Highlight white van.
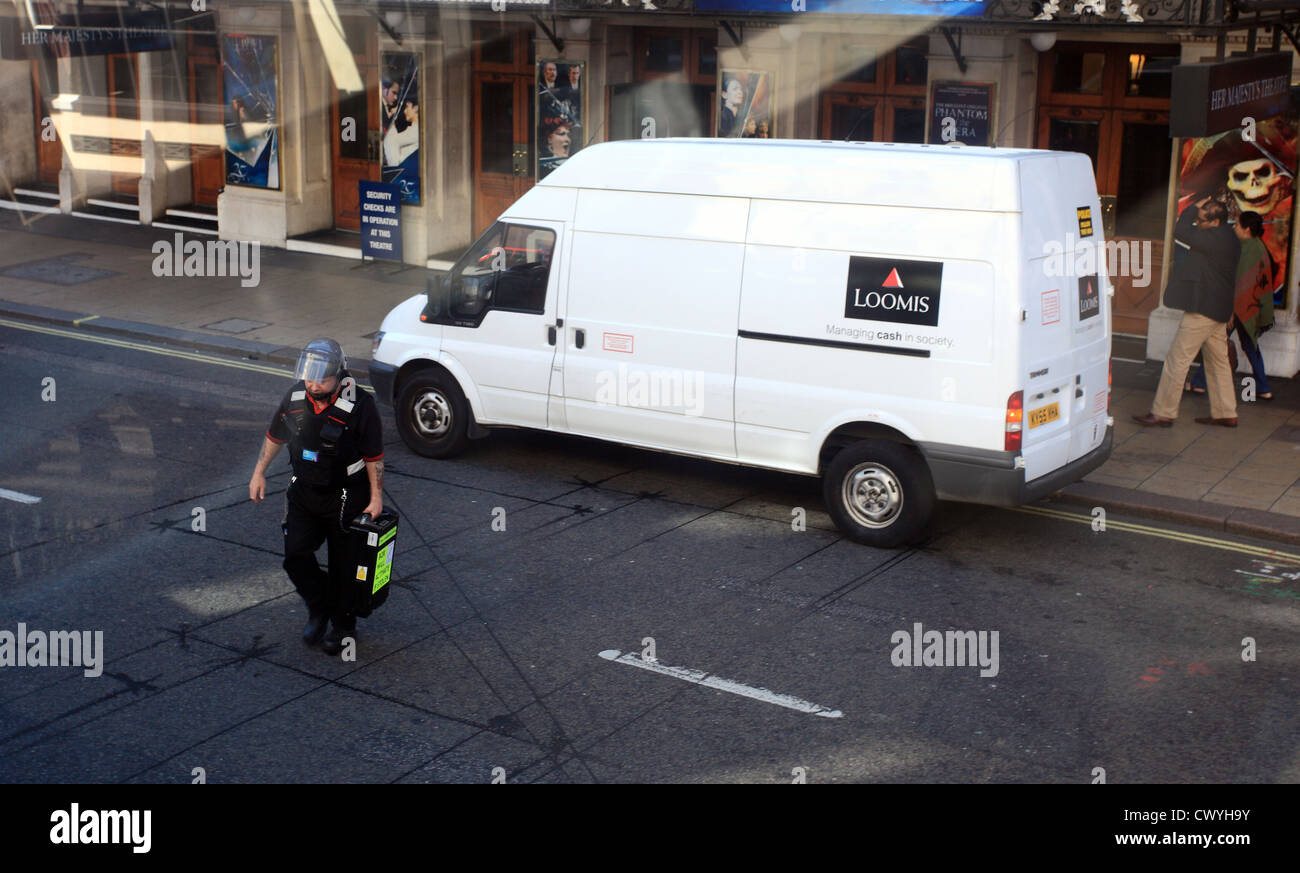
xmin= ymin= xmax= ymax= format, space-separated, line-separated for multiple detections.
xmin=369 ymin=139 xmax=1113 ymax=547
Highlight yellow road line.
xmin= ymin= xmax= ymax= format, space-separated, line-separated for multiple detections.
xmin=0 ymin=317 xmax=290 ymax=376
xmin=72 ymin=314 xmax=99 ymax=325
xmin=1011 ymin=504 xmax=1300 ymax=562
xmin=0 ymin=316 xmax=376 ymax=392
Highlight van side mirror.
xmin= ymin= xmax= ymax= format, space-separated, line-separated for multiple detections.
xmin=457 ymin=275 xmax=490 ymax=315
xmin=420 ymin=273 xmax=451 ymax=323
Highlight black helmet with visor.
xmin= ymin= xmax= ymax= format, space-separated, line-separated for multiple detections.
xmin=295 ymin=338 xmax=346 ymax=398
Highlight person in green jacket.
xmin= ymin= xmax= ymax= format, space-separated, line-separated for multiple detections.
xmin=1188 ymin=211 xmax=1275 ymax=399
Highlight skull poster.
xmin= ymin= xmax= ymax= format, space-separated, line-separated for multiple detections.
xmin=1178 ymin=105 xmax=1298 ymax=310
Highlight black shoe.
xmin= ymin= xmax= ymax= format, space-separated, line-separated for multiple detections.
xmin=301 ymin=610 xmax=329 ymax=646
xmin=321 ymin=623 xmax=355 ymax=656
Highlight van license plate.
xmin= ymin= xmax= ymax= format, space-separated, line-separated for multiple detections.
xmin=1028 ymin=402 xmax=1060 ymax=429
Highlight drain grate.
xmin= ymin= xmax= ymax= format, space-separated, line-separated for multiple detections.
xmin=1 ymin=253 xmax=119 ymax=285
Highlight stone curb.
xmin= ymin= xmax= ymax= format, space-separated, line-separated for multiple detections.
xmin=1055 ymin=480 xmax=1300 ymax=547
xmin=0 ymin=299 xmax=372 ymax=376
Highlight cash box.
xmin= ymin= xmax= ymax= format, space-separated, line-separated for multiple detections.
xmin=350 ymin=510 xmax=398 ymax=616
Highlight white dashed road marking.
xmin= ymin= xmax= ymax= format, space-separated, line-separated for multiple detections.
xmin=0 ymin=489 xmax=42 ymax=504
xmin=599 ymin=649 xmax=843 ymax=718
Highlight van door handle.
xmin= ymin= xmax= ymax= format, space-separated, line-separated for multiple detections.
xmin=547 ymin=325 xmax=557 ymax=345
xmin=574 ymin=328 xmax=586 ymax=349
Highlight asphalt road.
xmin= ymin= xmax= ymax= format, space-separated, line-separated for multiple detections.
xmin=1 ymin=321 xmax=1297 ymax=784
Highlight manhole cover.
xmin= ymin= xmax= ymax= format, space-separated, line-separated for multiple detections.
xmin=203 ymin=318 xmax=269 ymax=334
xmin=1 ymin=255 xmax=118 ymax=285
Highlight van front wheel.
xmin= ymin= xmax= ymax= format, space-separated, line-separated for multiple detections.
xmin=823 ymin=440 xmax=934 ymax=548
xmin=396 ymin=371 xmax=470 ymax=458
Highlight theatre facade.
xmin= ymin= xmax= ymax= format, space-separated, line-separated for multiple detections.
xmin=3 ymin=0 xmax=1300 ymax=370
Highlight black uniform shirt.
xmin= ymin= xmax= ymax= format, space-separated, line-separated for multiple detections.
xmin=265 ymin=383 xmax=384 ymax=463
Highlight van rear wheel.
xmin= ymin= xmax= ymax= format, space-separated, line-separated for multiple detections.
xmin=396 ymin=371 xmax=470 ymax=458
xmin=823 ymin=440 xmax=934 ymax=548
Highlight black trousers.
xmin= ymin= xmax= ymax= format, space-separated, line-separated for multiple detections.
xmin=282 ymin=478 xmax=370 ymax=630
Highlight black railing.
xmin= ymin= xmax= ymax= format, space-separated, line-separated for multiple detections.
xmin=982 ymin=0 xmax=1204 ymax=25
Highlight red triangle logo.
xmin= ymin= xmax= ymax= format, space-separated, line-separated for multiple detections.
xmin=882 ymin=268 xmax=904 ymax=288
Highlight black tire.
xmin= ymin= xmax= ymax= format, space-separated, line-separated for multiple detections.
xmin=822 ymin=439 xmax=935 ymax=548
xmin=395 ymin=370 xmax=470 ymax=458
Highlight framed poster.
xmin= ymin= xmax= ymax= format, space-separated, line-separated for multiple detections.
xmin=716 ymin=70 xmax=773 ymax=138
xmin=380 ymin=51 xmax=421 ymax=205
xmin=222 ymin=33 xmax=280 ymax=189
xmin=1178 ymin=108 xmax=1298 ymax=312
xmin=926 ymin=81 xmax=996 ymax=146
xmin=537 ymin=59 xmax=584 ymax=180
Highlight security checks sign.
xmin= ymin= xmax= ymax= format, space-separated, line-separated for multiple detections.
xmin=360 ymin=181 xmax=403 ymax=262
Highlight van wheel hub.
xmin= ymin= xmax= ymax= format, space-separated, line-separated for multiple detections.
xmin=843 ymin=463 xmax=903 ymax=528
xmin=412 ymin=391 xmax=452 ymax=437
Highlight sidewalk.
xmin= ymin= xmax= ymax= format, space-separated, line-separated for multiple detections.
xmin=4 ymin=208 xmax=1300 ymax=544
xmin=0 ymin=209 xmax=427 ymax=370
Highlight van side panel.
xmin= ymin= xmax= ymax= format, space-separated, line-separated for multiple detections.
xmin=540 ymin=140 xmax=1026 ymax=213
xmin=500 ymin=186 xmax=579 ymax=224
xmin=559 ymin=189 xmax=746 ymax=458
xmin=1017 ymin=154 xmax=1110 ymax=481
xmin=736 ymin=200 xmax=1013 ymax=474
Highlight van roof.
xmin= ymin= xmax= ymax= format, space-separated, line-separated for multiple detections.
xmin=538 ymin=138 xmax=1085 ymax=212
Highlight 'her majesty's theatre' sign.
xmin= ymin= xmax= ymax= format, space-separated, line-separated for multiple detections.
xmin=0 ymin=11 xmax=171 ymax=60
xmin=1171 ymin=53 xmax=1293 ymax=138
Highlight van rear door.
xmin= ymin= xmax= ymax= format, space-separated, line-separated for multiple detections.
xmin=1018 ymin=153 xmax=1111 ymax=482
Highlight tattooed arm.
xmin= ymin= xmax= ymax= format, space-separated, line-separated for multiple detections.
xmin=364 ymin=459 xmax=384 ymax=518
xmin=249 ymin=437 xmax=284 ymax=503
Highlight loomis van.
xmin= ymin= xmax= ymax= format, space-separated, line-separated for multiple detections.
xmin=369 ymin=139 xmax=1113 ymax=547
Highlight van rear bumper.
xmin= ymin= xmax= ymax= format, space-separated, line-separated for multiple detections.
xmin=920 ymin=426 xmax=1113 ymax=506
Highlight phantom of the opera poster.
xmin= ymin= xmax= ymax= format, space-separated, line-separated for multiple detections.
xmin=222 ymin=34 xmax=280 ymax=190
xmin=381 ymin=52 xmax=421 ymax=205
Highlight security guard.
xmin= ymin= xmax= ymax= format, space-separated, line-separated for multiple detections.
xmin=249 ymin=338 xmax=384 ymax=654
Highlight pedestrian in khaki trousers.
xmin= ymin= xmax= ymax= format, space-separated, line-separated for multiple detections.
xmin=1134 ymin=197 xmax=1242 ymax=428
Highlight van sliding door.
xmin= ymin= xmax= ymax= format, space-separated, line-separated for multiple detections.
xmin=557 ymin=190 xmax=744 ymax=458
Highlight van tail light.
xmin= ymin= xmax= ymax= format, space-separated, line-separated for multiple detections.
xmin=1005 ymin=391 xmax=1023 ymax=452
xmin=1107 ymin=362 xmax=1112 ymax=413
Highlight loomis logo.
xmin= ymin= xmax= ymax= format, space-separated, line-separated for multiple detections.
xmin=1078 ymin=273 xmax=1100 ymax=321
xmin=844 ymin=256 xmax=942 ymax=327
